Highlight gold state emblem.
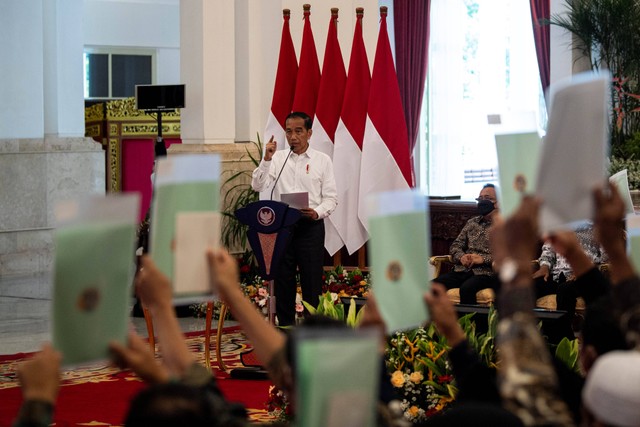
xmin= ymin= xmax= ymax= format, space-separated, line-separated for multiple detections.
xmin=386 ymin=261 xmax=403 ymax=282
xmin=77 ymin=287 xmax=100 ymax=312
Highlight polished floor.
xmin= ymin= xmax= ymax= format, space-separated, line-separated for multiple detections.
xmin=0 ymin=273 xmax=216 ymax=356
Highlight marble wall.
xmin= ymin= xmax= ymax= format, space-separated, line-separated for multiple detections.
xmin=0 ymin=137 xmax=105 ymax=278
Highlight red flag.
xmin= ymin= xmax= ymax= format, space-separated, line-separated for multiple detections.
xmin=312 ymin=8 xmax=346 ymax=158
xmin=313 ymin=8 xmax=347 ymax=255
xmin=359 ymin=6 xmax=413 ymax=230
xmin=291 ymin=4 xmax=320 ymax=118
xmin=264 ymin=9 xmax=298 ymax=151
xmin=332 ymin=7 xmax=371 ymax=254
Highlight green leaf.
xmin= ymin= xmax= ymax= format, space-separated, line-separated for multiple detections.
xmin=346 ymin=298 xmax=357 ymax=327
xmin=354 ymin=305 xmax=366 ymax=326
xmin=417 ymin=356 xmax=443 ymax=377
xmin=302 ymin=300 xmax=316 ymax=315
xmin=555 ymin=337 xmax=580 ymax=373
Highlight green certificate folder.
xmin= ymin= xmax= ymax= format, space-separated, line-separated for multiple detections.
xmin=368 ymin=190 xmax=430 ymax=332
xmin=150 ymin=155 xmax=220 ymax=282
xmin=295 ymin=328 xmax=380 ymax=427
xmin=495 ymin=132 xmax=541 ymax=218
xmin=52 ymin=195 xmax=139 ymax=366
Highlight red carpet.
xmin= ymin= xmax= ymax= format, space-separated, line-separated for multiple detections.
xmin=0 ymin=327 xmax=276 ymax=426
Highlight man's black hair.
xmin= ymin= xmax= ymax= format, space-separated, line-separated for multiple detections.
xmin=482 ymin=183 xmax=496 ymax=189
xmin=125 ymin=382 xmax=246 ymax=427
xmin=285 ymin=111 xmax=313 ymax=130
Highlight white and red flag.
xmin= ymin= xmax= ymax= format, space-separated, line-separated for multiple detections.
xmin=291 ymin=4 xmax=320 ymax=118
xmin=359 ymin=6 xmax=414 ymax=230
xmin=313 ymin=8 xmax=347 ymax=255
xmin=332 ymin=7 xmax=371 ymax=254
xmin=312 ymin=8 xmax=346 ymax=158
xmin=264 ymin=9 xmax=298 ymax=152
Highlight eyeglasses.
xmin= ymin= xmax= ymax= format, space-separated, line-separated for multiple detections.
xmin=475 ymin=196 xmax=496 ymax=202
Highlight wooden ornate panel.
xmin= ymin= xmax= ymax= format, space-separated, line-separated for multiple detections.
xmin=85 ymin=98 xmax=181 ymax=192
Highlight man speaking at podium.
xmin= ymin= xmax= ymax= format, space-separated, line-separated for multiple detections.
xmin=252 ymin=112 xmax=338 ymax=326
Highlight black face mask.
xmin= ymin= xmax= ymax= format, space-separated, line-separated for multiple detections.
xmin=477 ymin=199 xmax=495 ymax=216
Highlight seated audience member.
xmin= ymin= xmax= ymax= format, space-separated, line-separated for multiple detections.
xmin=433 ymin=183 xmax=501 ymax=304
xmin=424 ymin=196 xmax=574 ymax=425
xmin=582 ymin=350 xmax=640 ymax=427
xmin=533 ymin=223 xmax=607 ymax=341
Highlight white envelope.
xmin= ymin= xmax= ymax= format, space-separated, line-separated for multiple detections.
xmin=173 ymin=211 xmax=221 ymax=303
xmin=609 ymin=169 xmax=635 ymax=215
xmin=536 ymin=71 xmax=611 ymax=233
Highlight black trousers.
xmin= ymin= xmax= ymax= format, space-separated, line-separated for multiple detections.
xmin=434 ymin=271 xmax=500 ymax=304
xmin=534 ymin=274 xmax=576 ymax=343
xmin=275 ymin=219 xmax=325 ymax=326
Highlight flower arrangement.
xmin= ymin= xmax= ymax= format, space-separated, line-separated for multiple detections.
xmin=191 ymin=250 xmax=268 ymax=319
xmin=322 ymin=265 xmax=371 ymax=298
xmin=385 ymin=307 xmax=498 ymax=423
xmin=266 ymin=385 xmax=292 ymax=422
xmin=302 ymin=291 xmax=365 ymax=327
xmin=386 ymin=325 xmax=457 ymax=423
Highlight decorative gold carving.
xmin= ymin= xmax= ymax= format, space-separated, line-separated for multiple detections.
xmin=106 ymin=97 xmax=180 ymax=120
xmin=121 ymin=124 xmax=181 ymax=137
xmin=85 ymin=103 xmax=104 ymax=123
xmin=108 ymin=138 xmax=120 ymax=193
xmin=109 ymin=124 xmax=119 ymax=136
xmin=85 ymin=124 xmax=101 ymax=138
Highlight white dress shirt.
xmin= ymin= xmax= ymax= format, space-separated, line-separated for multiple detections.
xmin=251 ymin=147 xmax=338 ymax=220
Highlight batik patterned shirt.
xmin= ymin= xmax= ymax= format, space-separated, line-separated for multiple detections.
xmin=538 ymin=223 xmax=608 ymax=282
xmin=450 ymin=215 xmax=495 ymax=276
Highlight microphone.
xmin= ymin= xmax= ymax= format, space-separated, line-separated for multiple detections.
xmin=270 ymin=146 xmax=294 ymax=200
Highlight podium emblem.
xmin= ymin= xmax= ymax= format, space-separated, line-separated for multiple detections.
xmin=257 ymin=207 xmax=276 ymax=226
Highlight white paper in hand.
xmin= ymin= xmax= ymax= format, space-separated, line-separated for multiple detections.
xmin=609 ymin=169 xmax=635 ymax=215
xmin=174 ymin=212 xmax=220 ymax=303
xmin=536 ymin=71 xmax=610 ymax=233
xmin=281 ymin=192 xmax=309 ymax=209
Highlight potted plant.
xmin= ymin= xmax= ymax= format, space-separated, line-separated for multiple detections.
xmin=549 ymin=0 xmax=640 ymax=151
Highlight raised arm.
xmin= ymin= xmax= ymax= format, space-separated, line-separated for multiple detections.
xmin=207 ymin=249 xmax=286 ymax=375
xmin=251 ymin=136 xmax=277 ymax=192
xmin=490 ymin=197 xmax=575 ymax=426
xmin=593 ymin=184 xmax=635 ymax=284
xmin=13 ymin=344 xmax=61 ymax=427
xmin=133 ymin=256 xmax=195 ymax=379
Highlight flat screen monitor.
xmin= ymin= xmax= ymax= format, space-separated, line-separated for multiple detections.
xmin=135 ymin=84 xmax=185 ymax=111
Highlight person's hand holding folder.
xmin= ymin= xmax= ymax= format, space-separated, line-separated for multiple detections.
xmin=109 ymin=332 xmax=169 ymax=384
xmin=133 ymin=256 xmax=195 ymax=379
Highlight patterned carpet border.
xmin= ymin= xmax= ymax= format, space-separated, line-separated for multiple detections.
xmin=0 ymin=326 xmax=277 ymax=424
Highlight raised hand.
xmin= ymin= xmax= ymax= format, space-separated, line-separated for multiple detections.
xmin=109 ymin=331 xmax=169 ymax=384
xmin=17 ymin=344 xmax=61 ymax=404
xmin=424 ymin=283 xmax=465 ymax=347
xmin=264 ymin=135 xmax=277 ymax=161
xmin=206 ymin=248 xmax=240 ymax=301
xmin=135 ymin=256 xmax=173 ymax=315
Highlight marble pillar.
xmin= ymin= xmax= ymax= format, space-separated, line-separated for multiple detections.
xmin=0 ymin=1 xmax=104 ymax=279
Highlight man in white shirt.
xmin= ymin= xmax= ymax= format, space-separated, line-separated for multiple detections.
xmin=252 ymin=112 xmax=338 ymax=326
